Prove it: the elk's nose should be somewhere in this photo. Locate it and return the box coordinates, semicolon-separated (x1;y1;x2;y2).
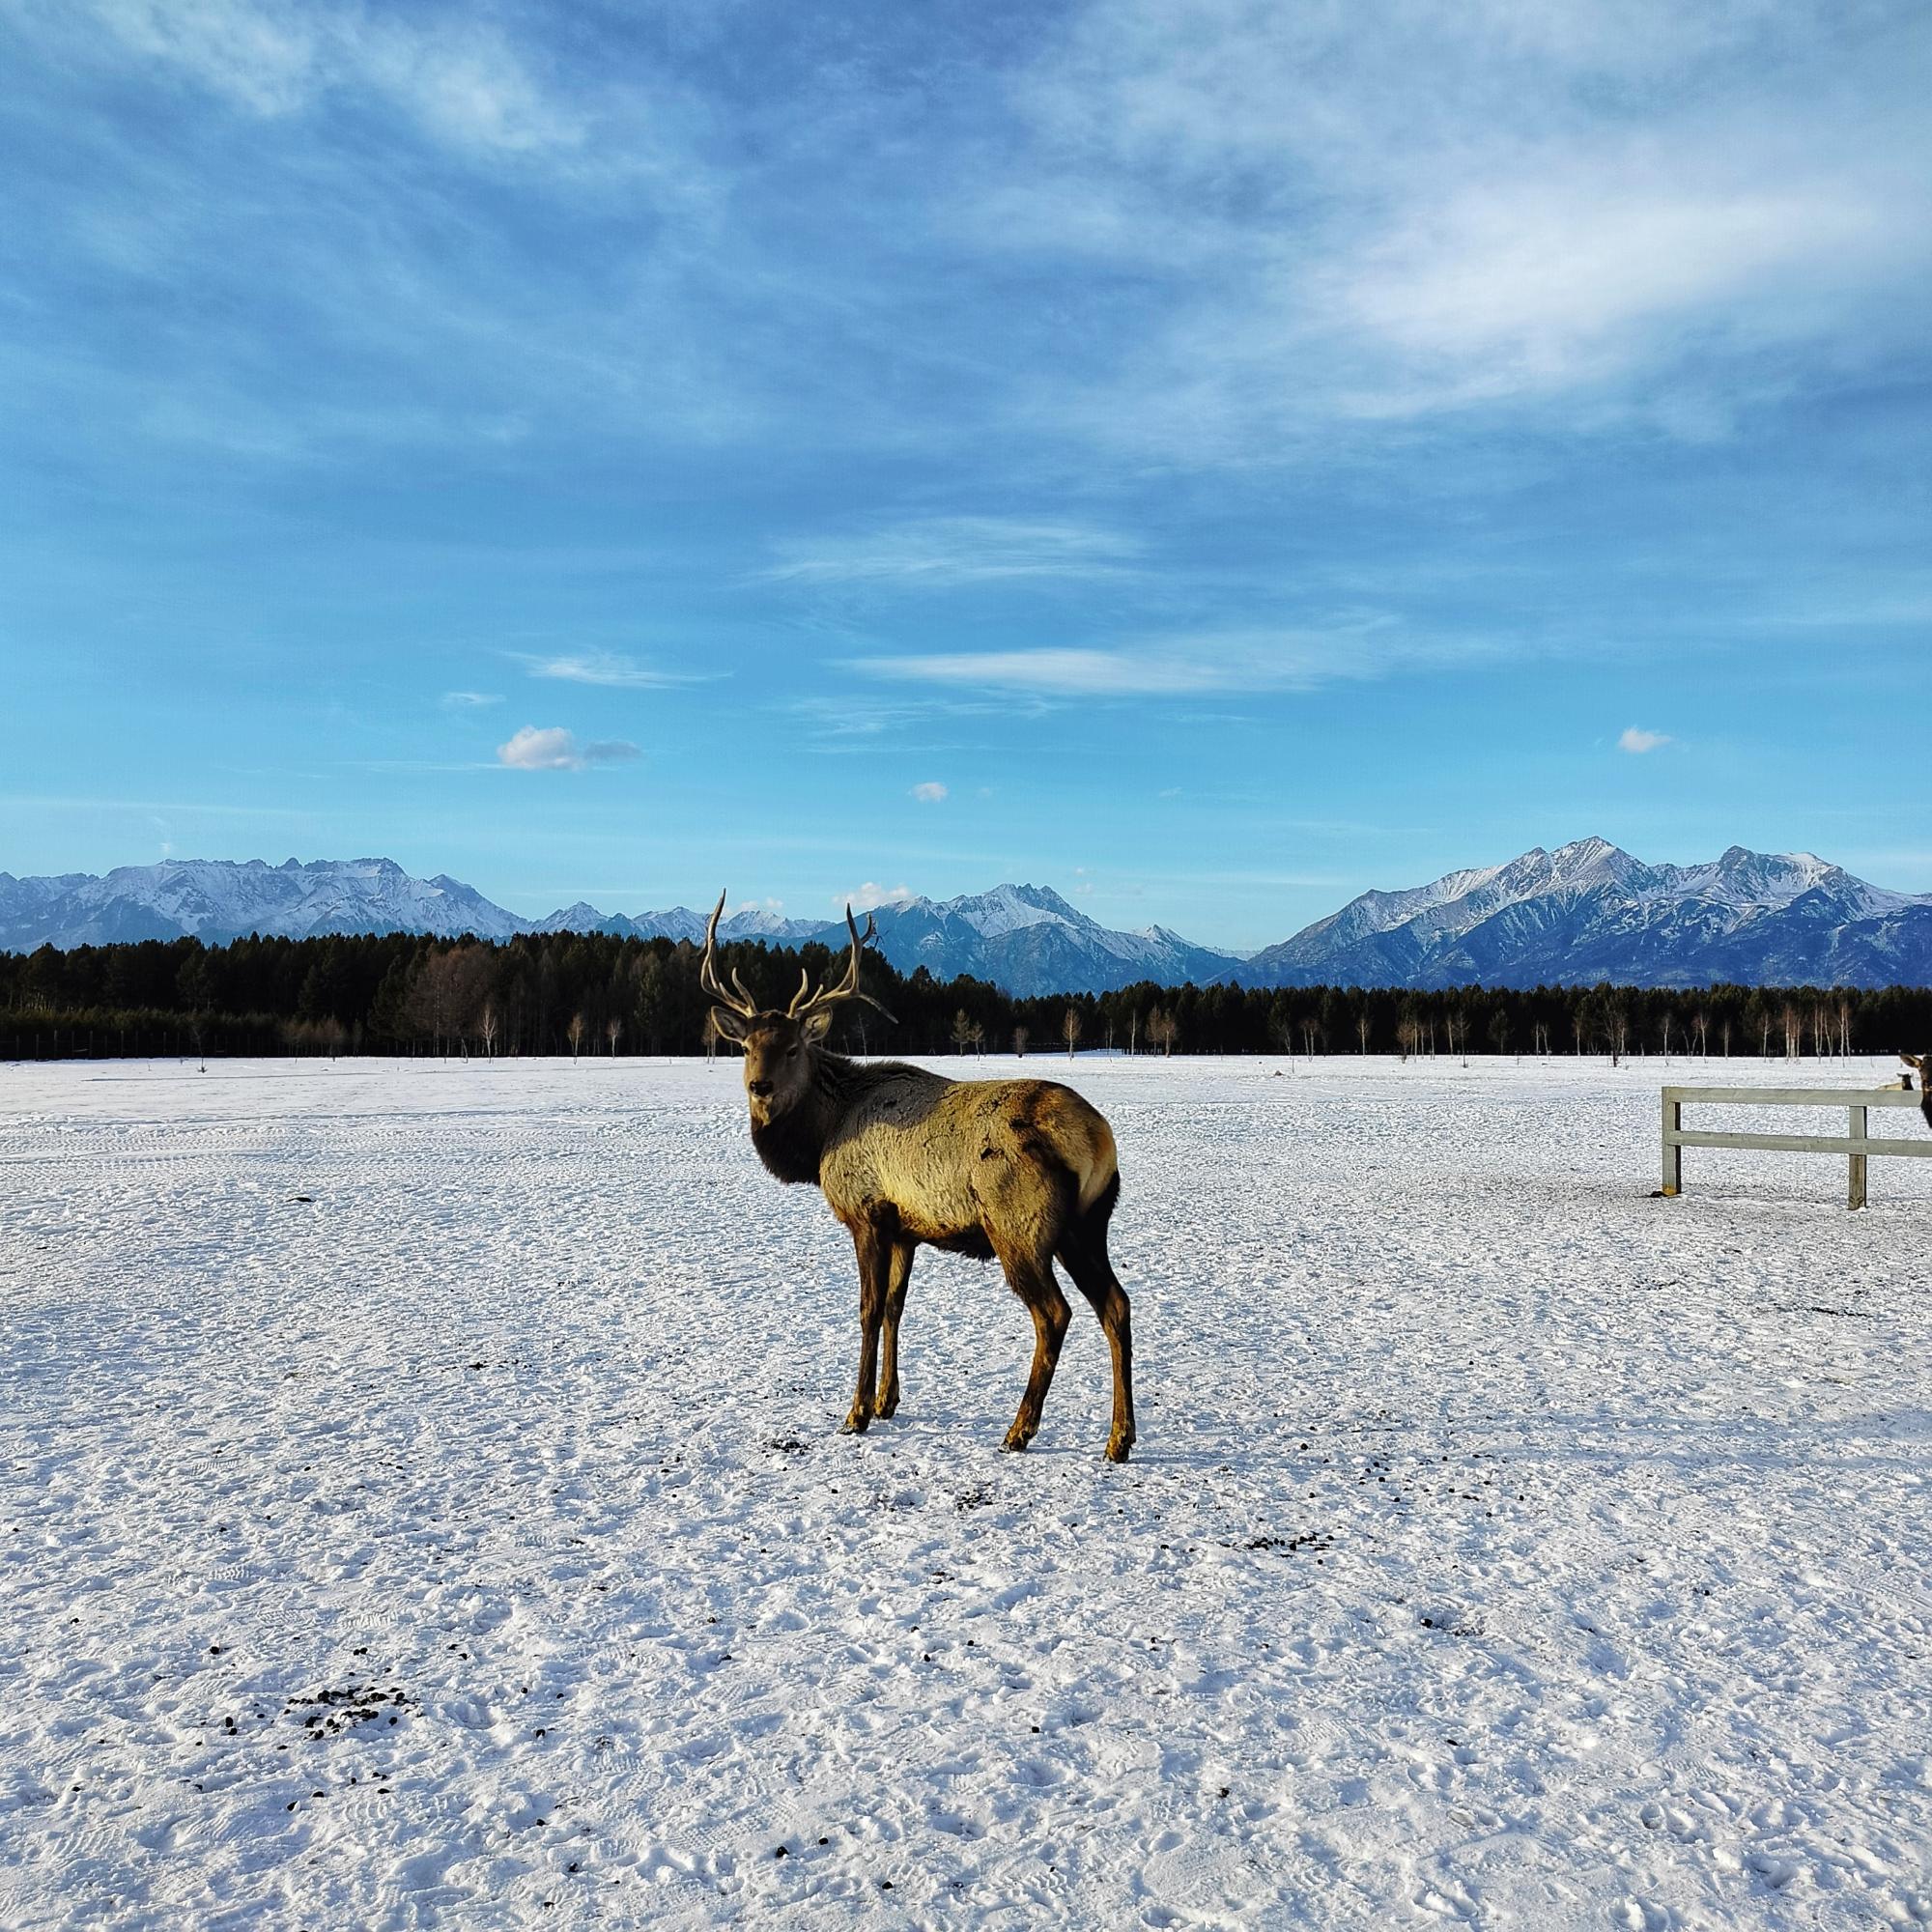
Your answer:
748;1078;774;1097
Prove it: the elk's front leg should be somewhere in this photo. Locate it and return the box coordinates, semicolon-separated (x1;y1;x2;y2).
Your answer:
842;1222;890;1435
873;1241;915;1420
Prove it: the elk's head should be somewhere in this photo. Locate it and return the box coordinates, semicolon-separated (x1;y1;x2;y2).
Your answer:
700;891;892;1126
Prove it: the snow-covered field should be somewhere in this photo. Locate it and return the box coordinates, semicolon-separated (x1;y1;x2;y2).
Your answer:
3;1053;1928;1930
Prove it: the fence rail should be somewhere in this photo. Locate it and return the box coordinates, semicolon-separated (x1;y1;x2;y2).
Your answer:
1660;1084;1928;1209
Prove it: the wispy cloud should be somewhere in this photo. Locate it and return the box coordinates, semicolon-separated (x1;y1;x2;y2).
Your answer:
0;1;733;479
70;0;588;156
497;725;639;771
516;652;702;689
990;0;1931;448
440;689;502;710
1326;180;1886;419
787;693;1033;743
767;518;1140;587
845;620;1487;697
1618;726;1673;754
910;781;949;803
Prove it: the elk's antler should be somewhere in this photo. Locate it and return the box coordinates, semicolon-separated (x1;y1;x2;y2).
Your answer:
793;903;895;1023
698;890;759;1018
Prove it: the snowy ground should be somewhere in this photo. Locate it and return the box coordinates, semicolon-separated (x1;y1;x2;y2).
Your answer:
2;1052;1929;1930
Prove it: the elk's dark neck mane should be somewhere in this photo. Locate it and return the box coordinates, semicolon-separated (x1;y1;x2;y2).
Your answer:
749;1051;923;1187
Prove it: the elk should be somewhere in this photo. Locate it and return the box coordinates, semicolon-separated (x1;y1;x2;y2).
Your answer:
700;892;1136;1462
1901;1054;1932;1130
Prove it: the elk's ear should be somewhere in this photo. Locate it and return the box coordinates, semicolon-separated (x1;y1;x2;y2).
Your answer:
710;1007;751;1043
801;1009;835;1043
1903;1051;1924;1070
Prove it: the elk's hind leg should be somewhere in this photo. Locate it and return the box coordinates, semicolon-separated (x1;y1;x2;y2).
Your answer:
996;1245;1070;1453
1058;1192;1136;1463
873;1240;915;1420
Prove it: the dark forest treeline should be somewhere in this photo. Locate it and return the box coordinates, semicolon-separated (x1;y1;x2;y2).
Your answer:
2;930;1929;1062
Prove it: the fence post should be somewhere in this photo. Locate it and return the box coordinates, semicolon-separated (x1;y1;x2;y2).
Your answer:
1661;1092;1682;1196
1848;1105;1867;1210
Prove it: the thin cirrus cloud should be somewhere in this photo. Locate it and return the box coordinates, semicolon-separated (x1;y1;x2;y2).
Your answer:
1;2;727;478
65;0;589;156
497;725;639;771
844;622;1484;698
1329;181;1886;415
990;0;1928;447
910;781;949;803
765;517;1141;586
14;0;1922;488
440;690;501;709
1618;726;1673;754
516;652;701;689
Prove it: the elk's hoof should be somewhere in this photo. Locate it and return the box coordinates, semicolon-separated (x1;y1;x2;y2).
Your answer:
872;1389;899;1420
841;1408;871;1435
1105;1429;1135;1463
1001;1429;1032;1454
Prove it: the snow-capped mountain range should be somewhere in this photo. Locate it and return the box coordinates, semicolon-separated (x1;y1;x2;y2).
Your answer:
4;841;1929;992
1246;838;1932;989
0;859;528;949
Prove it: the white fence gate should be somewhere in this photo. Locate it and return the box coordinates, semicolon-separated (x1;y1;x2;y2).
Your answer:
1660;1083;1929;1209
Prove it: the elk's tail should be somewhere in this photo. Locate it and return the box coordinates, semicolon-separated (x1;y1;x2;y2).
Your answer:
1078;1114;1119;1214
1038;1089;1117;1215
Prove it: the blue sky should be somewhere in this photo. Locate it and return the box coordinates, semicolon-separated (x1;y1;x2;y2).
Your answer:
3;0;1928;949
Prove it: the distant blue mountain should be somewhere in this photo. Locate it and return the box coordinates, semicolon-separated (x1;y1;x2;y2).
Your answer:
0;858;526;949
0;862;1239;994
1240;838;1932;989
5;840;1929;991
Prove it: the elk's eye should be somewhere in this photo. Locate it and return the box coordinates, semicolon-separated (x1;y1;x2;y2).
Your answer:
786;1044;800;1058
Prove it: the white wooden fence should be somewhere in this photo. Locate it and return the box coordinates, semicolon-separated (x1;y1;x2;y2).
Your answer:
1660;1083;1930;1209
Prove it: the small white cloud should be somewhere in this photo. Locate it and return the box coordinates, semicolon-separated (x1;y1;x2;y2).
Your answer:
1618;726;1672;754
911;781;949;803
497;725;639;771
441;690;501;709
734;896;784;914
840;882;915;913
